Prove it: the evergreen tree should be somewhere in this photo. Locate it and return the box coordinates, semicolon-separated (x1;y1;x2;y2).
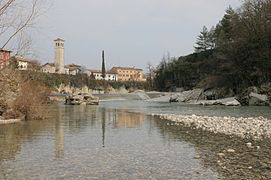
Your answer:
214;6;237;48
194;26;215;52
101;50;106;79
154;0;271;92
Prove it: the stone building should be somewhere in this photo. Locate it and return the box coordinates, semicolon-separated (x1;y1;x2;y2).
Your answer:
85;69;118;81
65;64;81;75
110;67;146;82
41;63;56;73
13;56;39;70
0;49;11;69
54;38;65;74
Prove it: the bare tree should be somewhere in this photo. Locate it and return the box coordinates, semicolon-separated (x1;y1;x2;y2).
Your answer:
146;62;155;89
0;0;49;54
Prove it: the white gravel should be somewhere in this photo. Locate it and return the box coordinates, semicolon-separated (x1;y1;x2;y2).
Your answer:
153;113;271;140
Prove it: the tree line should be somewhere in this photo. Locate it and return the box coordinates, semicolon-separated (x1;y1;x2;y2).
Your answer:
153;0;271;94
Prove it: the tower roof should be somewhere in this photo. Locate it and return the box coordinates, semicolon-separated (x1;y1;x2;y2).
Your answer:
54;38;65;42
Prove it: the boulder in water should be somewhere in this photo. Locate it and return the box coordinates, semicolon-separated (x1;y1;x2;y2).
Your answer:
249;92;269;106
196;97;241;106
65;93;99;105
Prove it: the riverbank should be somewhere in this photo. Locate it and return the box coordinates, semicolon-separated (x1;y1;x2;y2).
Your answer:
0;116;25;125
147;88;270;106
155;113;271;140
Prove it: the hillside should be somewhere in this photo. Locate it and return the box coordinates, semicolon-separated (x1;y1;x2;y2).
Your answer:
153;0;271;104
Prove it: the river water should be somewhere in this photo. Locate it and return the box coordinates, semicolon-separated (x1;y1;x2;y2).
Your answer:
0;100;271;179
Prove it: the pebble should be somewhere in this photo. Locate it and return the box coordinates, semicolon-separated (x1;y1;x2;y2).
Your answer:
246;142;252;148
227;149;235;153
194;155;201;159
157;113;271;140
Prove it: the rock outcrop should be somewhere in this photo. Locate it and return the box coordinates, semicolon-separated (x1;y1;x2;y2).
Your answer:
132;90;150;100
196;97;241;106
165;89;241;106
177;89;204;102
65;93;99;105
237;86;270;106
249;92;269;106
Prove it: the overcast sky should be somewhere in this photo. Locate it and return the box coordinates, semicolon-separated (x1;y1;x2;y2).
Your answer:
33;0;241;71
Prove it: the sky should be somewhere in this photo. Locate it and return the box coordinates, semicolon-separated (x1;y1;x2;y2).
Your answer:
33;0;242;71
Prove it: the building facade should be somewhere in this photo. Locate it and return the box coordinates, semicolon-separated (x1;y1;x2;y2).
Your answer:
0;49;11;69
13;56;39;70
54;38;65;74
41;63;56;73
110;67;146;82
65;64;81;75
86;69;118;81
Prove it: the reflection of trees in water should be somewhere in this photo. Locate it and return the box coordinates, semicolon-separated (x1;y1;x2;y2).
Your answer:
0;105;99;160
0;120;51;161
151;116;271;179
0;119;52;178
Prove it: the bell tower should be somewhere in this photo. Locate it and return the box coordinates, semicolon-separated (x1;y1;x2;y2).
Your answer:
54;38;65;74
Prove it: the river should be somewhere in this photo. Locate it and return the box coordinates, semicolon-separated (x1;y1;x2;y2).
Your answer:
0;100;271;179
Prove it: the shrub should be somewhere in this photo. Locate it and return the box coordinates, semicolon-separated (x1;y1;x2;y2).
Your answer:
0;99;8;116
13;81;51;120
2;109;23;119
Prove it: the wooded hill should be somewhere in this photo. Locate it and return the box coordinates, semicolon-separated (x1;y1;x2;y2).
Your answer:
154;0;271;96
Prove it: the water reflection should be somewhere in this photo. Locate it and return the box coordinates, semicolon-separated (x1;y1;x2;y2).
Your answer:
50;105;145;153
101;108;106;147
54;124;64;159
0;120;51;161
1;102;270;179
99;108;145;147
0;104;216;179
113;111;144;129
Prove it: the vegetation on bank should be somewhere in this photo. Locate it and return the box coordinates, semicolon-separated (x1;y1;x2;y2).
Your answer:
0;67;148;121
19;70;148;92
154;0;271;98
0;68;50;121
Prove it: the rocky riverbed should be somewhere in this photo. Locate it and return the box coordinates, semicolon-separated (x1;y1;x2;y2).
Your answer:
154;113;271;140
